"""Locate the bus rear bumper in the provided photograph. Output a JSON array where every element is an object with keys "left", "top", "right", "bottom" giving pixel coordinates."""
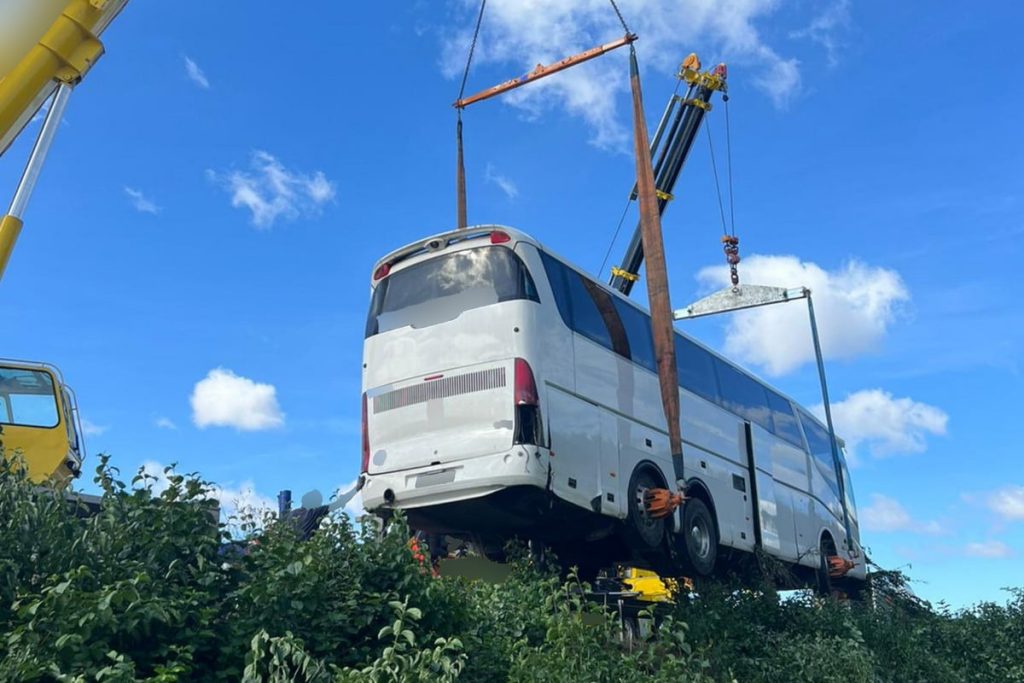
[{"left": 362, "top": 446, "right": 548, "bottom": 513}]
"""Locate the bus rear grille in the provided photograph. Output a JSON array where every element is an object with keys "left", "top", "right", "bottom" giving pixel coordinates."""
[{"left": 373, "top": 367, "right": 506, "bottom": 414}]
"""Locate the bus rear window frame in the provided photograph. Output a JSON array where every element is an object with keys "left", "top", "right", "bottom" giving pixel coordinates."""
[{"left": 365, "top": 245, "right": 539, "bottom": 338}]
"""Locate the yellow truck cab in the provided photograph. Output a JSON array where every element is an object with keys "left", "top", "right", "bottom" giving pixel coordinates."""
[{"left": 0, "top": 360, "right": 84, "bottom": 485}]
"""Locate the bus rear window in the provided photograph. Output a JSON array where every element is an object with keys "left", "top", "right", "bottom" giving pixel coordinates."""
[{"left": 365, "top": 246, "right": 538, "bottom": 337}]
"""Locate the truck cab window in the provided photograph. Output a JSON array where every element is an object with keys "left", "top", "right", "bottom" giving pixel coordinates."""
[{"left": 0, "top": 368, "right": 59, "bottom": 428}]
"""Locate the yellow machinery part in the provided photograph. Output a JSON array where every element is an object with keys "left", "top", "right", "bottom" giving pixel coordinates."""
[
  {"left": 3, "top": 421, "right": 75, "bottom": 486},
  {"left": 0, "top": 363, "right": 77, "bottom": 487},
  {"left": 0, "top": 215, "right": 23, "bottom": 278},
  {"left": 620, "top": 567, "right": 679, "bottom": 603},
  {"left": 0, "top": 0, "right": 128, "bottom": 156}
]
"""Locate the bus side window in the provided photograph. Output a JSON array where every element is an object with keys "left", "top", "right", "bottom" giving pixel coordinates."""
[
  {"left": 612, "top": 299, "right": 655, "bottom": 372},
  {"left": 798, "top": 409, "right": 839, "bottom": 496},
  {"left": 840, "top": 455, "right": 858, "bottom": 521},
  {"left": 675, "top": 335, "right": 720, "bottom": 403},
  {"left": 715, "top": 360, "right": 774, "bottom": 432},
  {"left": 766, "top": 390, "right": 803, "bottom": 447},
  {"left": 538, "top": 251, "right": 574, "bottom": 330},
  {"left": 563, "top": 271, "right": 615, "bottom": 352}
]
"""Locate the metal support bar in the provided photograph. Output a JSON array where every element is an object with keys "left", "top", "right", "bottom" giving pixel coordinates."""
[
  {"left": 673, "top": 284, "right": 805, "bottom": 320},
  {"left": 673, "top": 284, "right": 857, "bottom": 557},
  {"left": 9, "top": 82, "right": 72, "bottom": 219},
  {"left": 454, "top": 33, "right": 637, "bottom": 109},
  {"left": 0, "top": 83, "right": 73, "bottom": 282},
  {"left": 806, "top": 294, "right": 855, "bottom": 556}
]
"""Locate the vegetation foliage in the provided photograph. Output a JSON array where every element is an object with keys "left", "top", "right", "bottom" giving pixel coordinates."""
[{"left": 1, "top": 456, "right": 1021, "bottom": 682}]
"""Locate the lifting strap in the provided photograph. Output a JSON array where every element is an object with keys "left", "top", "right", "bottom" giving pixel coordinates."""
[
  {"left": 453, "top": 0, "right": 487, "bottom": 229},
  {"left": 628, "top": 46, "right": 683, "bottom": 481},
  {"left": 452, "top": 0, "right": 637, "bottom": 229}
]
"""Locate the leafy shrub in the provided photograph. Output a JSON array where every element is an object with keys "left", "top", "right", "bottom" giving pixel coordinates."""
[{"left": 1, "top": 456, "right": 1022, "bottom": 682}]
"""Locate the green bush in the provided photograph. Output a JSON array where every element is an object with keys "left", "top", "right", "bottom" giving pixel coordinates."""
[{"left": 1, "top": 456, "right": 1021, "bottom": 682}]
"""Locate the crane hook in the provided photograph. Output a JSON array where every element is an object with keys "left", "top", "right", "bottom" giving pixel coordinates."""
[{"left": 722, "top": 235, "right": 740, "bottom": 288}]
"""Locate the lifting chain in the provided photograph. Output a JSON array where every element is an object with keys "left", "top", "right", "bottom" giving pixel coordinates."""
[{"left": 721, "top": 235, "right": 740, "bottom": 287}]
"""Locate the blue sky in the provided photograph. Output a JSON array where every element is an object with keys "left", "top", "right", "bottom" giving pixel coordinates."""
[{"left": 2, "top": 1, "right": 1021, "bottom": 607}]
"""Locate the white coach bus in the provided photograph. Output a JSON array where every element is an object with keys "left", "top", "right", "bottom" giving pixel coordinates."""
[{"left": 360, "top": 226, "right": 865, "bottom": 587}]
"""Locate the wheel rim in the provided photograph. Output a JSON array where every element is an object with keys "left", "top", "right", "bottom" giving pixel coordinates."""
[
  {"left": 689, "top": 516, "right": 711, "bottom": 559},
  {"left": 632, "top": 480, "right": 662, "bottom": 546}
]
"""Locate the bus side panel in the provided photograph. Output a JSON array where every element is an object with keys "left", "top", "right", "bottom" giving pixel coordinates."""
[
  {"left": 754, "top": 427, "right": 815, "bottom": 564},
  {"left": 599, "top": 410, "right": 625, "bottom": 517},
  {"left": 573, "top": 338, "right": 664, "bottom": 435},
  {"left": 678, "top": 393, "right": 757, "bottom": 552},
  {"left": 615, "top": 415, "right": 672, "bottom": 518},
  {"left": 812, "top": 498, "right": 848, "bottom": 560},
  {"left": 516, "top": 244, "right": 575, "bottom": 396},
  {"left": 750, "top": 432, "right": 800, "bottom": 563},
  {"left": 683, "top": 449, "right": 756, "bottom": 551},
  {"left": 546, "top": 386, "right": 603, "bottom": 512},
  {"left": 754, "top": 471, "right": 787, "bottom": 556},
  {"left": 809, "top": 458, "right": 844, "bottom": 525},
  {"left": 680, "top": 392, "right": 745, "bottom": 467},
  {"left": 791, "top": 490, "right": 818, "bottom": 567}
]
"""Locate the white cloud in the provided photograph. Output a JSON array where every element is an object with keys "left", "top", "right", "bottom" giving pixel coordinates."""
[
  {"left": 823, "top": 389, "right": 948, "bottom": 460},
  {"left": 441, "top": 0, "right": 804, "bottom": 149},
  {"left": 155, "top": 416, "right": 177, "bottom": 430},
  {"left": 860, "top": 494, "right": 943, "bottom": 535},
  {"left": 789, "top": 0, "right": 851, "bottom": 67},
  {"left": 209, "top": 482, "right": 275, "bottom": 519},
  {"left": 184, "top": 56, "right": 210, "bottom": 89},
  {"left": 139, "top": 461, "right": 274, "bottom": 520},
  {"left": 484, "top": 163, "right": 519, "bottom": 199},
  {"left": 987, "top": 485, "right": 1024, "bottom": 522},
  {"left": 207, "top": 151, "right": 336, "bottom": 229},
  {"left": 697, "top": 255, "right": 909, "bottom": 376},
  {"left": 190, "top": 368, "right": 284, "bottom": 431},
  {"left": 965, "top": 540, "right": 1012, "bottom": 559},
  {"left": 80, "top": 418, "right": 107, "bottom": 437},
  {"left": 124, "top": 187, "right": 160, "bottom": 214}
]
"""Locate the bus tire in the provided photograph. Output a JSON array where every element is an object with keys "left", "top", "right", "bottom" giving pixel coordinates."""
[
  {"left": 626, "top": 466, "right": 666, "bottom": 551},
  {"left": 815, "top": 535, "right": 836, "bottom": 597},
  {"left": 679, "top": 498, "right": 717, "bottom": 577}
]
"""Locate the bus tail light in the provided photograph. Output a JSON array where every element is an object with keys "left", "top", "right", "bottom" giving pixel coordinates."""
[
  {"left": 513, "top": 358, "right": 542, "bottom": 445},
  {"left": 373, "top": 263, "right": 391, "bottom": 282},
  {"left": 514, "top": 358, "right": 538, "bottom": 405},
  {"left": 490, "top": 230, "right": 511, "bottom": 244},
  {"left": 361, "top": 393, "right": 370, "bottom": 473}
]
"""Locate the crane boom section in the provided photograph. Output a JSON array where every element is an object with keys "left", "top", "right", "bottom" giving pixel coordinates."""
[
  {"left": 0, "top": 0, "right": 129, "bottom": 156},
  {"left": 610, "top": 57, "right": 727, "bottom": 295}
]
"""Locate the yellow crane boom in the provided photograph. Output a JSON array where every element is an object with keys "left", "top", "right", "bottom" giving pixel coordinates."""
[{"left": 0, "top": 0, "right": 130, "bottom": 281}]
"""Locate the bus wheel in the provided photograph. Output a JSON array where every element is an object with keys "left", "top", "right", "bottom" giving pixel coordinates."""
[
  {"left": 626, "top": 467, "right": 666, "bottom": 551},
  {"left": 815, "top": 538, "right": 836, "bottom": 597},
  {"left": 679, "top": 498, "right": 717, "bottom": 577}
]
